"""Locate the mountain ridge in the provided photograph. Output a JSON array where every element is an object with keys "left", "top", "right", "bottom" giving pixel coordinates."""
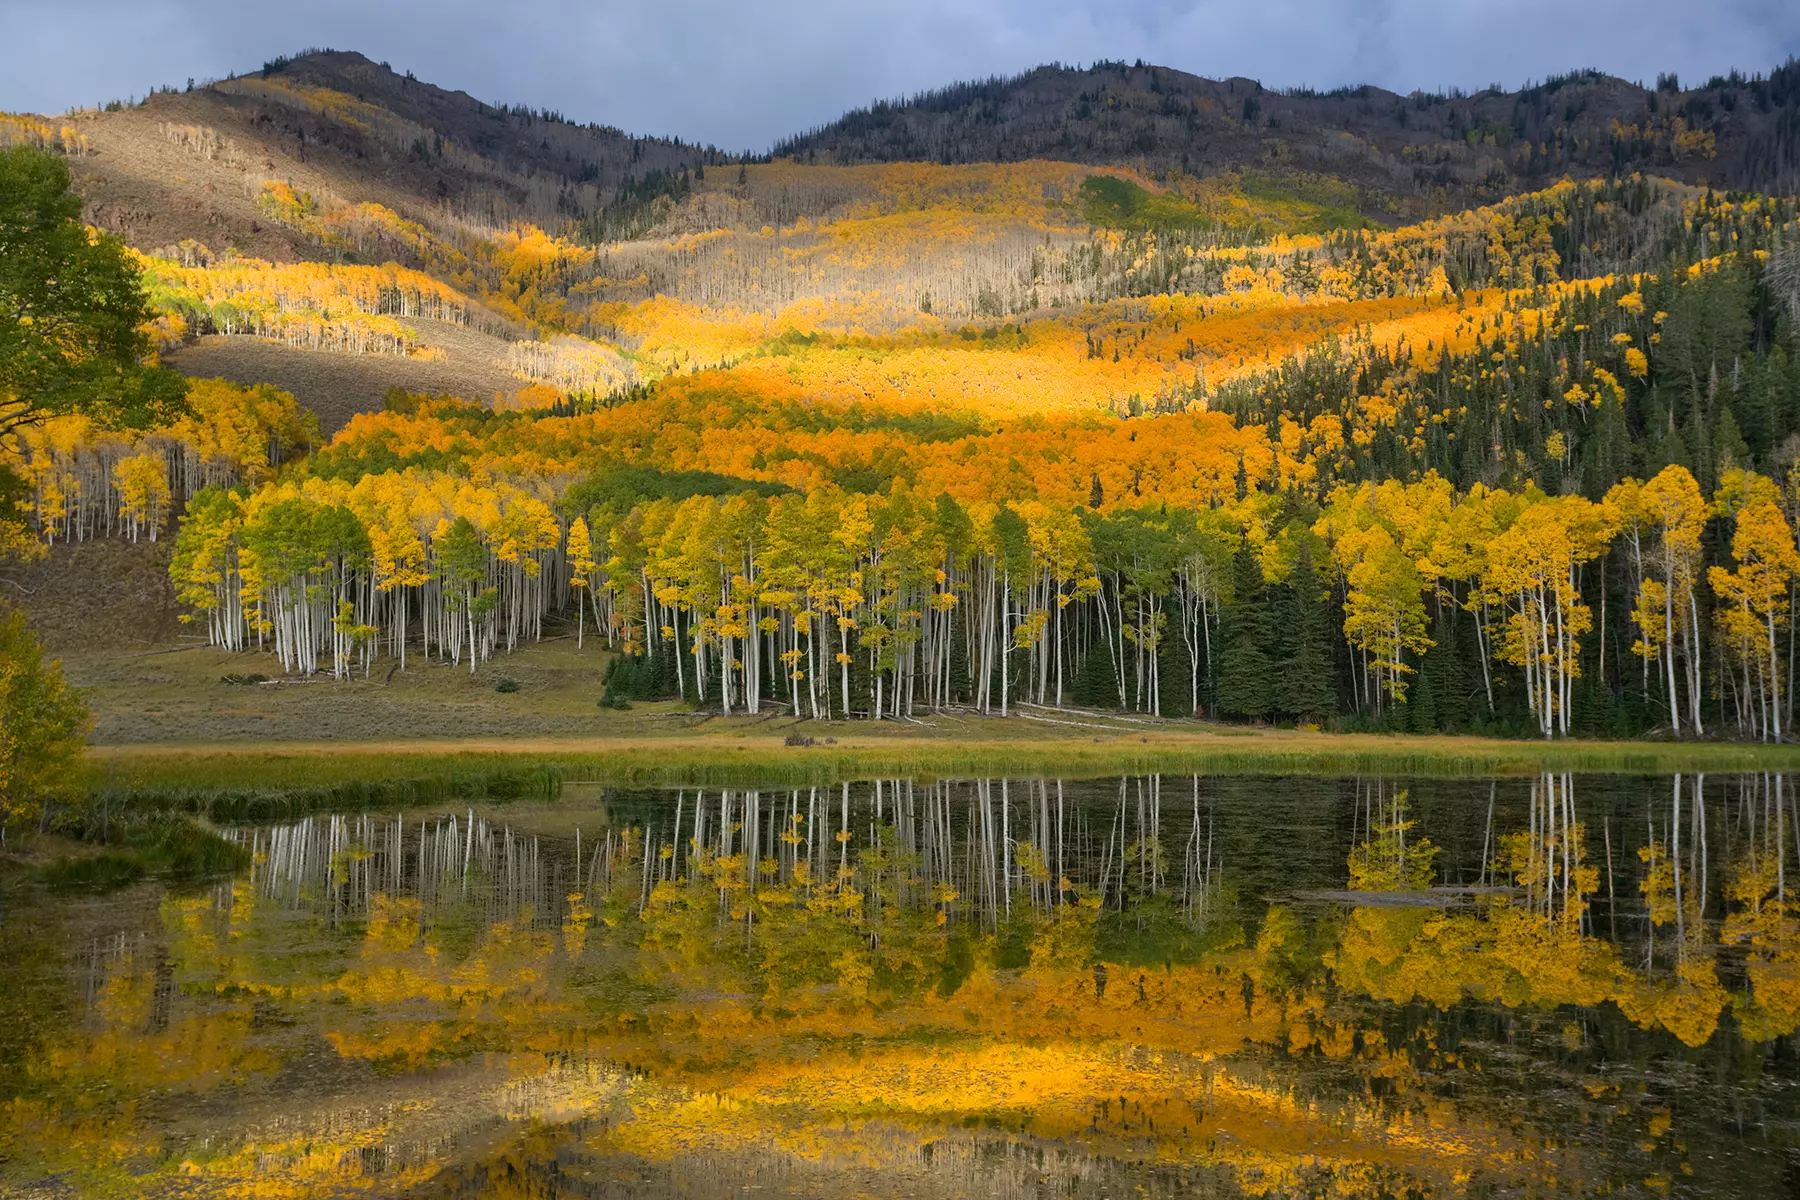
[
  {"left": 775, "top": 58, "right": 1800, "bottom": 210},
  {"left": 12, "top": 48, "right": 1800, "bottom": 252}
]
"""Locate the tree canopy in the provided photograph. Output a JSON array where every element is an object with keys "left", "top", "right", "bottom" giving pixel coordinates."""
[
  {"left": 0, "top": 610, "right": 88, "bottom": 827},
  {"left": 0, "top": 146, "right": 186, "bottom": 445}
]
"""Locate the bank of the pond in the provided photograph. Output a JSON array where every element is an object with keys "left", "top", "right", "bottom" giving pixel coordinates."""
[
  {"left": 5, "top": 814, "right": 252, "bottom": 891},
  {"left": 78, "top": 727, "right": 1800, "bottom": 819}
]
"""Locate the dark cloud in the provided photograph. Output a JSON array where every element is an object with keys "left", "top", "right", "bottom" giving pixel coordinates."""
[{"left": 9, "top": 0, "right": 1799, "bottom": 151}]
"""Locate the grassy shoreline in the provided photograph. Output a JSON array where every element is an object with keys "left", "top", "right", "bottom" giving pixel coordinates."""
[{"left": 80, "top": 727, "right": 1800, "bottom": 814}]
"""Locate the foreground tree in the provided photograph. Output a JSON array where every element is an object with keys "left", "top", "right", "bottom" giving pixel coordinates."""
[{"left": 0, "top": 145, "right": 185, "bottom": 443}]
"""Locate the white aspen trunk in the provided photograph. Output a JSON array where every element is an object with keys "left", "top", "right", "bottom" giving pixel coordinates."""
[
  {"left": 1687, "top": 590, "right": 1705, "bottom": 735},
  {"left": 1000, "top": 568, "right": 1010, "bottom": 718},
  {"left": 1664, "top": 571, "right": 1682, "bottom": 738},
  {"left": 466, "top": 587, "right": 478, "bottom": 676},
  {"left": 1769, "top": 611, "right": 1783, "bottom": 742}
]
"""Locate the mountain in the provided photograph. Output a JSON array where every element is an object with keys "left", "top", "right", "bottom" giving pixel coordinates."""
[
  {"left": 44, "top": 49, "right": 715, "bottom": 264},
  {"left": 777, "top": 59, "right": 1800, "bottom": 215},
  {"left": 4, "top": 51, "right": 724, "bottom": 424},
  {"left": 5, "top": 49, "right": 1799, "bottom": 429},
  {"left": 29, "top": 50, "right": 1800, "bottom": 260}
]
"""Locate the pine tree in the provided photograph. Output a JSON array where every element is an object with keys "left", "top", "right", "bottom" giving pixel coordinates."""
[
  {"left": 1582, "top": 388, "right": 1631, "bottom": 497},
  {"left": 1071, "top": 648, "right": 1115, "bottom": 707},
  {"left": 1216, "top": 540, "right": 1273, "bottom": 720},
  {"left": 1714, "top": 404, "right": 1749, "bottom": 475},
  {"left": 1408, "top": 610, "right": 1467, "bottom": 732},
  {"left": 1651, "top": 422, "right": 1692, "bottom": 478},
  {"left": 1683, "top": 401, "right": 1714, "bottom": 492},
  {"left": 1274, "top": 542, "right": 1337, "bottom": 723}
]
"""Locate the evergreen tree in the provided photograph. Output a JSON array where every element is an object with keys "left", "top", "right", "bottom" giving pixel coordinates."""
[
  {"left": 1714, "top": 404, "right": 1749, "bottom": 475},
  {"left": 1408, "top": 609, "right": 1469, "bottom": 732},
  {"left": 1651, "top": 422, "right": 1692, "bottom": 478},
  {"left": 1581, "top": 391, "right": 1630, "bottom": 498},
  {"left": 1683, "top": 401, "right": 1714, "bottom": 492},
  {"left": 1216, "top": 540, "right": 1273, "bottom": 719},
  {"left": 1273, "top": 542, "right": 1337, "bottom": 723},
  {"left": 1071, "top": 648, "right": 1115, "bottom": 707}
]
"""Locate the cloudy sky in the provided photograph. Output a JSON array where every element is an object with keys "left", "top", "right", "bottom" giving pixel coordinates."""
[{"left": 9, "top": 0, "right": 1799, "bottom": 151}]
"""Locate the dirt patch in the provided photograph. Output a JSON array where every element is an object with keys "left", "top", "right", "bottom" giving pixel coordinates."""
[
  {"left": 166, "top": 320, "right": 523, "bottom": 434},
  {"left": 3, "top": 537, "right": 182, "bottom": 654}
]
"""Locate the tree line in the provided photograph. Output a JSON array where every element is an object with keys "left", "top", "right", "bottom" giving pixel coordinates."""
[{"left": 148, "top": 457, "right": 1800, "bottom": 740}]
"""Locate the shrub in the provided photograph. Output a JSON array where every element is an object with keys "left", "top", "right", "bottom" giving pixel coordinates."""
[{"left": 0, "top": 610, "right": 90, "bottom": 830}]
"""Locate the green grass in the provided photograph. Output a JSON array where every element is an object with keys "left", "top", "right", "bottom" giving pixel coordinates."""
[
  {"left": 78, "top": 731, "right": 1800, "bottom": 820},
  {"left": 1079, "top": 171, "right": 1378, "bottom": 237}
]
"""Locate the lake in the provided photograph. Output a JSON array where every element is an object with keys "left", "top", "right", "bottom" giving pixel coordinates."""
[{"left": 3, "top": 773, "right": 1797, "bottom": 1197}]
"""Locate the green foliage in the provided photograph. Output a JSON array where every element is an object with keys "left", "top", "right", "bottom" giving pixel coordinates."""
[
  {"left": 583, "top": 167, "right": 694, "bottom": 243},
  {"left": 1236, "top": 172, "right": 1375, "bottom": 233},
  {"left": 0, "top": 462, "right": 32, "bottom": 561},
  {"left": 1214, "top": 231, "right": 1800, "bottom": 501},
  {"left": 1655, "top": 264, "right": 1752, "bottom": 399},
  {"left": 0, "top": 146, "right": 187, "bottom": 440},
  {"left": 41, "top": 815, "right": 249, "bottom": 892},
  {"left": 1070, "top": 648, "right": 1119, "bottom": 708},
  {"left": 1078, "top": 175, "right": 1212, "bottom": 231},
  {"left": 601, "top": 650, "right": 677, "bottom": 707},
  {"left": 1216, "top": 541, "right": 1273, "bottom": 719},
  {"left": 1405, "top": 611, "right": 1473, "bottom": 735},
  {"left": 242, "top": 498, "right": 371, "bottom": 579},
  {"left": 1272, "top": 543, "right": 1337, "bottom": 723},
  {"left": 0, "top": 610, "right": 89, "bottom": 827},
  {"left": 564, "top": 460, "right": 786, "bottom": 521},
  {"left": 119, "top": 814, "right": 248, "bottom": 880},
  {"left": 40, "top": 851, "right": 143, "bottom": 891},
  {"left": 435, "top": 516, "right": 487, "bottom": 590}
]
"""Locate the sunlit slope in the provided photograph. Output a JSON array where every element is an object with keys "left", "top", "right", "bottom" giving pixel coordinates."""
[
  {"left": 10, "top": 44, "right": 1772, "bottom": 426},
  {"left": 125, "top": 159, "right": 1740, "bottom": 424}
]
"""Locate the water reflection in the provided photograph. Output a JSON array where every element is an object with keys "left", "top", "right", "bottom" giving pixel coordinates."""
[{"left": 3, "top": 773, "right": 1798, "bottom": 1197}]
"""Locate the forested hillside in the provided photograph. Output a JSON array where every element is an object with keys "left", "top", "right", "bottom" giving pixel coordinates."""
[
  {"left": 5, "top": 51, "right": 1800, "bottom": 741},
  {"left": 779, "top": 59, "right": 1800, "bottom": 208}
]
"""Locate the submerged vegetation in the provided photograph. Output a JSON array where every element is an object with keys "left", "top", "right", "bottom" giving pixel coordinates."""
[{"left": 36, "top": 813, "right": 248, "bottom": 890}]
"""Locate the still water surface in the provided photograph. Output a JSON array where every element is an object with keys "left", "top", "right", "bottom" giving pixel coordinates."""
[{"left": 4, "top": 774, "right": 1799, "bottom": 1197}]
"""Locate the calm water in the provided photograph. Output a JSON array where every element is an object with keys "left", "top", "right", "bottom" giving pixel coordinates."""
[{"left": 4, "top": 774, "right": 1799, "bottom": 1198}]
